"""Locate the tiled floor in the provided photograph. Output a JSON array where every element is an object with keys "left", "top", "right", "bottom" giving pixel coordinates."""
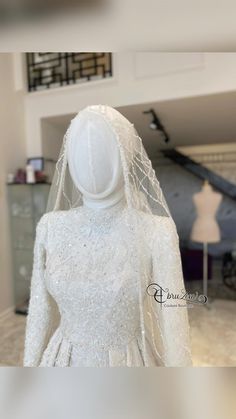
[{"left": 0, "top": 299, "right": 235, "bottom": 366}]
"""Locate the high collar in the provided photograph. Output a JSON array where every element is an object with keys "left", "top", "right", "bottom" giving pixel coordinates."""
[{"left": 82, "top": 187, "right": 125, "bottom": 210}]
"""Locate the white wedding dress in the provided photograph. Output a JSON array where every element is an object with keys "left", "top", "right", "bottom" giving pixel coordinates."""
[
  {"left": 24, "top": 201, "right": 191, "bottom": 367},
  {"left": 24, "top": 105, "right": 192, "bottom": 367}
]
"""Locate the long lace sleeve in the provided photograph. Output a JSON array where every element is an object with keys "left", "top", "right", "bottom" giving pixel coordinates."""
[
  {"left": 24, "top": 214, "right": 59, "bottom": 367},
  {"left": 149, "top": 218, "right": 192, "bottom": 367}
]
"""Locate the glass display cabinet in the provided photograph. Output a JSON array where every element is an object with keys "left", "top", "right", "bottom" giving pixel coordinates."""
[{"left": 7, "top": 184, "right": 50, "bottom": 314}]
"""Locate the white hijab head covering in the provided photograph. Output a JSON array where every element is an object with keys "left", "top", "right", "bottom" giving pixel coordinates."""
[
  {"left": 47, "top": 104, "right": 170, "bottom": 217},
  {"left": 67, "top": 107, "right": 124, "bottom": 207}
]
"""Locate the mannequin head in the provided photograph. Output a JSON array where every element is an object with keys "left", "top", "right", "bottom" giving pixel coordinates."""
[{"left": 67, "top": 107, "right": 124, "bottom": 209}]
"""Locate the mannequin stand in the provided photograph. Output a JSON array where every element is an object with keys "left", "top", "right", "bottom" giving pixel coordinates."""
[
  {"left": 203, "top": 242, "right": 208, "bottom": 298},
  {"left": 203, "top": 242, "right": 211, "bottom": 308}
]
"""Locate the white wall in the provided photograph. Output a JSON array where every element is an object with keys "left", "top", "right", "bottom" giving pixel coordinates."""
[
  {"left": 41, "top": 119, "right": 63, "bottom": 160},
  {"left": 16, "top": 53, "right": 236, "bottom": 157},
  {"left": 0, "top": 54, "right": 26, "bottom": 314},
  {"left": 41, "top": 119, "right": 65, "bottom": 181}
]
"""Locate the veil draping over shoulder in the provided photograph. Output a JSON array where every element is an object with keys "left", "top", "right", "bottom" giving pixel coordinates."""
[{"left": 47, "top": 104, "right": 171, "bottom": 218}]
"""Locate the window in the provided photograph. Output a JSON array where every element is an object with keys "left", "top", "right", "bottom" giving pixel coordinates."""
[{"left": 26, "top": 53, "right": 112, "bottom": 92}]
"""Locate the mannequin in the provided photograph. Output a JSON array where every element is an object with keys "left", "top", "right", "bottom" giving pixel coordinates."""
[
  {"left": 191, "top": 181, "right": 222, "bottom": 243},
  {"left": 191, "top": 180, "right": 222, "bottom": 297},
  {"left": 24, "top": 105, "right": 192, "bottom": 367}
]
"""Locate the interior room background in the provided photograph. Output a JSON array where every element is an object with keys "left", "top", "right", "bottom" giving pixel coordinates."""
[{"left": 0, "top": 52, "right": 236, "bottom": 366}]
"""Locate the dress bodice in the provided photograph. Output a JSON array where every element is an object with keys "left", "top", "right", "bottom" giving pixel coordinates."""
[{"left": 45, "top": 204, "right": 150, "bottom": 350}]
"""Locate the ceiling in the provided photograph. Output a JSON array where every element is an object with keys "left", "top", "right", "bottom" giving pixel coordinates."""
[{"left": 44, "top": 90, "right": 236, "bottom": 159}]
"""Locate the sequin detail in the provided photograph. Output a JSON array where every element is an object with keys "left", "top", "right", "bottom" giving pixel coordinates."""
[{"left": 24, "top": 203, "right": 192, "bottom": 367}]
